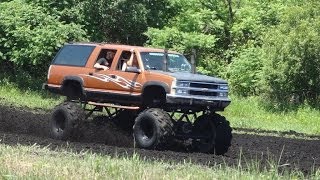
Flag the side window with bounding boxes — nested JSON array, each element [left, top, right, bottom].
[[116, 51, 131, 70], [53, 45, 95, 66], [117, 50, 140, 71], [95, 49, 117, 67]]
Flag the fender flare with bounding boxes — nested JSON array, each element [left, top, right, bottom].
[[142, 81, 170, 94], [61, 76, 85, 95]]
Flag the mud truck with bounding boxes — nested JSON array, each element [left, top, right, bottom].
[[43, 43, 232, 154]]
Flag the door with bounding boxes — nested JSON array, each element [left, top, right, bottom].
[[85, 48, 118, 91], [86, 49, 144, 96], [107, 50, 144, 95]]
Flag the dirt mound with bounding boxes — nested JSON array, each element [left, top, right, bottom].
[[0, 104, 319, 174]]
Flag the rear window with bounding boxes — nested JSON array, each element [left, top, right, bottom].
[[52, 45, 95, 66]]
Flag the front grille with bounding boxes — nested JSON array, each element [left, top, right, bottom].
[[189, 90, 217, 96], [190, 83, 218, 89], [190, 82, 218, 89]]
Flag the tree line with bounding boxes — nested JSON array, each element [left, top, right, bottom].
[[1, 0, 320, 108]]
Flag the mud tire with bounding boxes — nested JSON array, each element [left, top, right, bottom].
[[213, 113, 232, 155], [50, 102, 85, 140], [133, 108, 173, 149], [192, 114, 216, 153], [192, 113, 232, 155]]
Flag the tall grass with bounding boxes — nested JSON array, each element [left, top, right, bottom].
[[0, 81, 62, 109], [223, 96, 320, 135], [0, 143, 316, 179]]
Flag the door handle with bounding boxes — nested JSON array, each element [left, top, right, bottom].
[[89, 72, 93, 76]]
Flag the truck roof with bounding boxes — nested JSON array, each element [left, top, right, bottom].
[[68, 42, 180, 54]]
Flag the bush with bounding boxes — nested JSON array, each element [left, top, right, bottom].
[[0, 0, 87, 77], [261, 3, 320, 106], [227, 47, 264, 96]]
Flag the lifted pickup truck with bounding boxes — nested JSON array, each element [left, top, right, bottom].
[[44, 42, 232, 154]]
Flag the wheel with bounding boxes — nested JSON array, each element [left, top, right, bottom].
[[50, 102, 85, 140], [192, 113, 232, 155], [133, 108, 174, 149], [192, 114, 216, 153], [213, 113, 232, 155], [114, 110, 137, 132]]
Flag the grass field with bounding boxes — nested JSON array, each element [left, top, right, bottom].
[[223, 96, 320, 135], [0, 143, 316, 179]]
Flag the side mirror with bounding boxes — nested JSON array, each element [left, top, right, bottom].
[[125, 66, 141, 73]]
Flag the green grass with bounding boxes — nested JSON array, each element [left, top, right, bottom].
[[222, 96, 320, 135], [0, 143, 316, 179], [0, 83, 62, 109]]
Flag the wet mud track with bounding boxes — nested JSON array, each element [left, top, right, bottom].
[[0, 105, 319, 174]]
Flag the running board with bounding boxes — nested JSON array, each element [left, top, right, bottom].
[[87, 101, 140, 110]]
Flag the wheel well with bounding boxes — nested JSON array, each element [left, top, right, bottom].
[[142, 86, 166, 105], [62, 80, 83, 98]]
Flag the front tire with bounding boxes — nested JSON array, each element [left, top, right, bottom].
[[192, 114, 216, 153], [213, 113, 232, 155], [192, 113, 232, 155], [133, 108, 173, 149], [50, 102, 85, 140]]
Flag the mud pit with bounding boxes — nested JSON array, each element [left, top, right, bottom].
[[0, 105, 319, 174]]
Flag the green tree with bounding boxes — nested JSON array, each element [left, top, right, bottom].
[[145, 0, 225, 75], [0, 0, 87, 76], [81, 0, 175, 45], [227, 46, 264, 96], [25, 0, 85, 24], [262, 2, 320, 106]]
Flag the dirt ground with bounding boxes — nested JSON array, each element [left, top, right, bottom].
[[0, 105, 319, 174]]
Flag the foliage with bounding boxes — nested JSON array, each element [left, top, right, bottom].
[[1, 0, 320, 109], [145, 0, 223, 52], [262, 2, 320, 107], [227, 47, 264, 96], [145, 27, 216, 53], [0, 0, 87, 76], [144, 0, 227, 77], [25, 0, 85, 24], [81, 0, 176, 45], [144, 0, 283, 79], [231, 1, 282, 47]]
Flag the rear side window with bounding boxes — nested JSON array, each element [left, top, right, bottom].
[[53, 45, 95, 66]]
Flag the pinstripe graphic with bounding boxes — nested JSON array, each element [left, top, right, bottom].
[[81, 74, 142, 90]]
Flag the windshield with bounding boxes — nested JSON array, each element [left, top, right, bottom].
[[140, 52, 192, 72]]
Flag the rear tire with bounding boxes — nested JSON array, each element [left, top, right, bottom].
[[133, 108, 173, 149], [50, 102, 85, 140]]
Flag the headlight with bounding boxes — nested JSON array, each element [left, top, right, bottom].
[[218, 92, 228, 97], [219, 85, 228, 90], [176, 88, 188, 95], [176, 81, 190, 87], [171, 80, 189, 95]]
